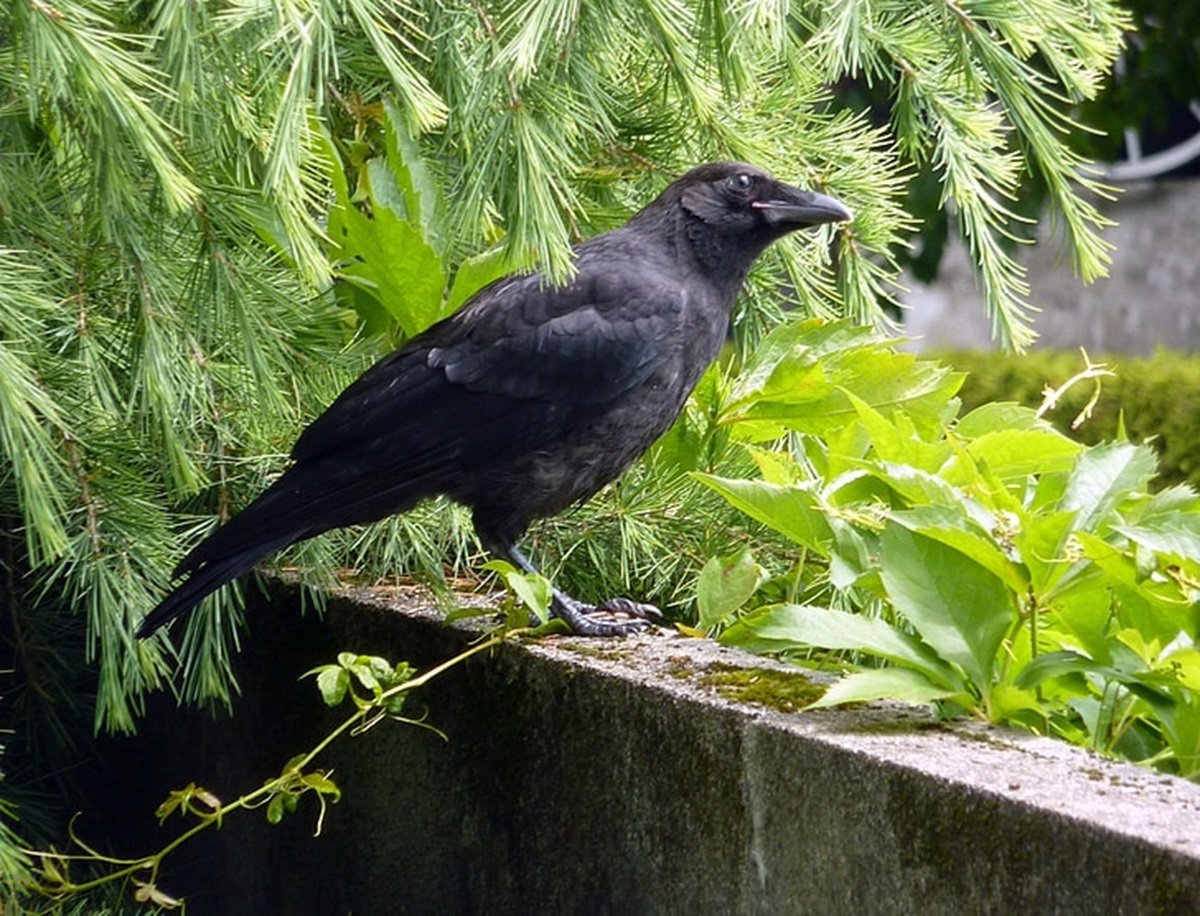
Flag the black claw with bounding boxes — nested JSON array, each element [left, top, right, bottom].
[[594, 597, 664, 623], [551, 595, 657, 637], [492, 542, 660, 636]]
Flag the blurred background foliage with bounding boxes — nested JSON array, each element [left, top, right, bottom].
[[0, 0, 1150, 897]]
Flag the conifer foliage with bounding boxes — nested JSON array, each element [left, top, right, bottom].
[[0, 0, 1128, 877]]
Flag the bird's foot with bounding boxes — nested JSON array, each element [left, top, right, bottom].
[[552, 595, 663, 637]]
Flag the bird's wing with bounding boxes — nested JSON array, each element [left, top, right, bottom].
[[291, 267, 679, 466]]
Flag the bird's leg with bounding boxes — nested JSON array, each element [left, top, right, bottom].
[[496, 542, 662, 637]]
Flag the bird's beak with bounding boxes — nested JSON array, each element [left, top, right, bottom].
[[752, 186, 853, 227]]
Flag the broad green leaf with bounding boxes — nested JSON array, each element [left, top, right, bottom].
[[734, 351, 960, 436], [965, 428, 1082, 479], [888, 506, 1028, 593], [1164, 647, 1200, 693], [692, 474, 832, 552], [301, 772, 342, 801], [1014, 649, 1098, 690], [1073, 530, 1191, 643], [880, 527, 1014, 690], [331, 202, 447, 338], [446, 247, 513, 311], [349, 662, 380, 693], [383, 98, 446, 252], [1136, 485, 1200, 523], [808, 667, 959, 708], [697, 547, 760, 629], [1115, 516, 1200, 564], [1060, 442, 1157, 535], [868, 461, 977, 513], [503, 569, 552, 624], [746, 445, 802, 486], [828, 517, 879, 590], [721, 319, 961, 438], [988, 683, 1045, 722], [315, 666, 349, 707], [954, 401, 1048, 437], [1017, 508, 1078, 593], [719, 604, 958, 685], [847, 391, 952, 470], [726, 319, 857, 408]]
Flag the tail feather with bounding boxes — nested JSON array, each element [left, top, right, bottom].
[[137, 539, 291, 638]]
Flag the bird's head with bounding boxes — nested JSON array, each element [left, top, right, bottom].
[[675, 162, 853, 241]]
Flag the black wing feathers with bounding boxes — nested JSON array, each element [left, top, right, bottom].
[[293, 260, 677, 464], [140, 247, 680, 635]]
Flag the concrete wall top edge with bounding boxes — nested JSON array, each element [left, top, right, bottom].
[[331, 581, 1200, 864]]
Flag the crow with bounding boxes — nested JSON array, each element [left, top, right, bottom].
[[137, 162, 851, 638]]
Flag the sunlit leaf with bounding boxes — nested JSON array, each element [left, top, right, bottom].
[[697, 547, 761, 629], [880, 527, 1014, 691], [808, 667, 958, 708], [719, 603, 958, 686], [693, 474, 832, 552]]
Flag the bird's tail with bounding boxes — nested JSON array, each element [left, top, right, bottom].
[[136, 537, 292, 638]]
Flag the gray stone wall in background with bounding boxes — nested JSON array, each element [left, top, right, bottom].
[[901, 178, 1200, 354]]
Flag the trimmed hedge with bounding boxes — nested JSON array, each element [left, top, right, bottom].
[[945, 350, 1200, 489]]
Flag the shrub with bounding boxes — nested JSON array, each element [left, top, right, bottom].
[[947, 350, 1200, 489]]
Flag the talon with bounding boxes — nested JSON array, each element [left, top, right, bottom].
[[550, 595, 659, 637], [595, 597, 664, 623]]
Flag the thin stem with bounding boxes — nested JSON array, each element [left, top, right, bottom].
[[27, 630, 510, 902]]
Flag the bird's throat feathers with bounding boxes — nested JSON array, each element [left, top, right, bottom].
[[680, 212, 760, 290]]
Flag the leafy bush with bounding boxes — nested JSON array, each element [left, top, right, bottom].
[[697, 323, 1200, 779], [948, 350, 1200, 489]]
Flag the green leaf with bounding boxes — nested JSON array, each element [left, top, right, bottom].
[[697, 547, 760, 629], [954, 402, 1048, 437], [880, 527, 1014, 691], [988, 683, 1045, 723], [964, 428, 1082, 479], [501, 569, 552, 624], [808, 667, 959, 709], [868, 462, 982, 517], [315, 667, 349, 708], [721, 320, 961, 439], [266, 794, 285, 825], [719, 604, 958, 686], [1070, 532, 1191, 646], [301, 772, 342, 802], [1115, 516, 1200, 564], [888, 506, 1028, 594], [330, 203, 447, 338], [382, 98, 446, 252], [1014, 649, 1098, 691], [349, 662, 380, 693], [446, 247, 514, 312], [692, 474, 831, 552], [1017, 509, 1078, 593], [840, 392, 952, 474], [1060, 442, 1157, 535]]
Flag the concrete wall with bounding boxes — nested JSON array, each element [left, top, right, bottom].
[[903, 179, 1200, 353], [94, 582, 1200, 915]]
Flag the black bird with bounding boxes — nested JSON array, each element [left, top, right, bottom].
[[138, 162, 851, 638]]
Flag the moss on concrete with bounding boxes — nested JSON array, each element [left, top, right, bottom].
[[699, 664, 826, 713]]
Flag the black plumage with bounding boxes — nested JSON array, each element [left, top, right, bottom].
[[138, 162, 851, 638]]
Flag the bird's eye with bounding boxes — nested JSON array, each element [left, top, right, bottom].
[[729, 173, 755, 192]]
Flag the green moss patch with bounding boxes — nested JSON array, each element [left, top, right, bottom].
[[699, 664, 826, 713]]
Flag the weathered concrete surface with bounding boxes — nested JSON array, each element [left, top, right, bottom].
[[902, 178, 1200, 353], [97, 581, 1200, 915]]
